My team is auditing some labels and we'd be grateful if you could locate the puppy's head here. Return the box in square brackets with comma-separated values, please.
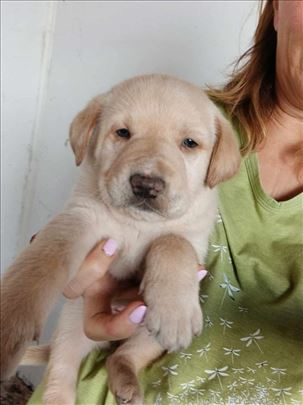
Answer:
[70, 75, 240, 220]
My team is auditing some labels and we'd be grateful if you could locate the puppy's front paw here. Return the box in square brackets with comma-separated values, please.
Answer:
[143, 288, 203, 352]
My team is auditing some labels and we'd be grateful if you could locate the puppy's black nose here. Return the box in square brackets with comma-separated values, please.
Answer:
[130, 174, 165, 199]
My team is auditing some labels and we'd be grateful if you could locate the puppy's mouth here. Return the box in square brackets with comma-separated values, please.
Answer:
[130, 196, 166, 216]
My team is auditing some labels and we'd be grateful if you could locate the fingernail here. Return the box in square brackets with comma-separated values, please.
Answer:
[198, 269, 208, 281]
[129, 305, 147, 324]
[102, 239, 118, 256]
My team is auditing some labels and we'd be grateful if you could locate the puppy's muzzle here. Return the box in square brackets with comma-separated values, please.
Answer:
[130, 174, 166, 199]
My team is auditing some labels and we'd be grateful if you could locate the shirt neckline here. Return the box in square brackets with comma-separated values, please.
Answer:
[245, 152, 303, 212]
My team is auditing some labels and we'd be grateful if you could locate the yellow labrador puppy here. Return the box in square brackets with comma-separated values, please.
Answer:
[1, 74, 240, 404]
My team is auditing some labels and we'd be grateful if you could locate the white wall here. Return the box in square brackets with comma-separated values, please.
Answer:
[2, 0, 258, 385]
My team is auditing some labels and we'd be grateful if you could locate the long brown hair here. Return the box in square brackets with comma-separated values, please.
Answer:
[207, 0, 277, 154]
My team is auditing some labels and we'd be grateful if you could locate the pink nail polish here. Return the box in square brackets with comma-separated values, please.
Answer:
[198, 269, 208, 281]
[129, 305, 147, 324]
[103, 239, 118, 256]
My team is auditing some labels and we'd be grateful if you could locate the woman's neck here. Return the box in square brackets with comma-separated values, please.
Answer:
[275, 78, 303, 123]
[270, 103, 303, 141]
[256, 99, 303, 202]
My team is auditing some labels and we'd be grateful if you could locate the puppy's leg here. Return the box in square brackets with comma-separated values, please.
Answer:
[141, 234, 202, 352]
[106, 327, 163, 405]
[1, 206, 101, 379]
[43, 299, 108, 405]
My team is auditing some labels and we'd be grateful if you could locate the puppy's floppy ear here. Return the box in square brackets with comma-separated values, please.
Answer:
[69, 96, 103, 166]
[205, 112, 241, 188]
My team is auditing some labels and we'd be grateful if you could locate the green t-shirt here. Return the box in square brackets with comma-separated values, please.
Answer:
[29, 129, 303, 405]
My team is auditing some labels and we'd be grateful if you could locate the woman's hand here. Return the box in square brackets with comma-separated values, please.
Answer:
[63, 239, 146, 341]
[63, 238, 208, 342]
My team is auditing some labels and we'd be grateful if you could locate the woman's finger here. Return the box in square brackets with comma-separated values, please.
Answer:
[198, 265, 208, 281]
[63, 239, 118, 299]
[83, 272, 146, 341]
[84, 301, 147, 341]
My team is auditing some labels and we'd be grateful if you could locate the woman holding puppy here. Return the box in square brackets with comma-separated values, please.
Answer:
[29, 0, 302, 403]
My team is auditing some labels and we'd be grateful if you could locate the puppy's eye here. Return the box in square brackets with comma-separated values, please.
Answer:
[116, 128, 131, 139]
[182, 138, 199, 149]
